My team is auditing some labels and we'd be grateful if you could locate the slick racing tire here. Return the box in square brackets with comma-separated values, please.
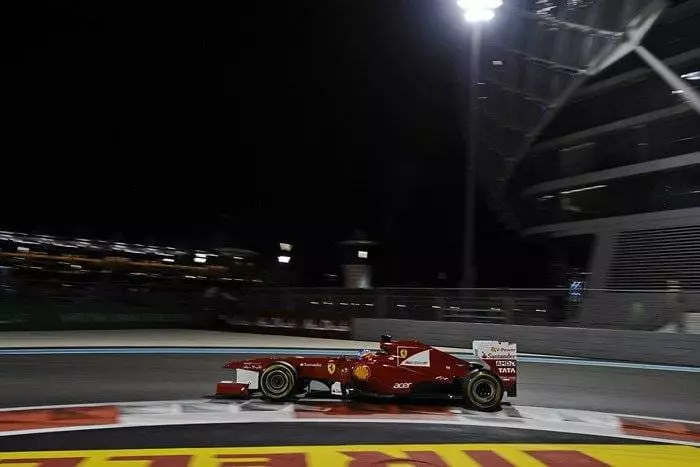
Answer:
[463, 370, 503, 411]
[260, 362, 298, 401]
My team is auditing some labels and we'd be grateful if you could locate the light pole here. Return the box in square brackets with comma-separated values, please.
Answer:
[456, 1, 503, 288]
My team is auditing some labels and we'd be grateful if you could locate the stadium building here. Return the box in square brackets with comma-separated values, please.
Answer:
[473, 0, 700, 327]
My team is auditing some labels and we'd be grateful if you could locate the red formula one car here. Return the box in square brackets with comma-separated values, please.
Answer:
[216, 336, 516, 410]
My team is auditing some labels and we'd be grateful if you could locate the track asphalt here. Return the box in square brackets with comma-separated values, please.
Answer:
[1, 353, 697, 420]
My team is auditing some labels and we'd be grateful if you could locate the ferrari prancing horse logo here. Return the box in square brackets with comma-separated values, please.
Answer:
[327, 363, 336, 374]
[399, 349, 408, 359]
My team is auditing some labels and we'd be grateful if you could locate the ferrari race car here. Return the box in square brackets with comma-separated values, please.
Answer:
[216, 336, 517, 410]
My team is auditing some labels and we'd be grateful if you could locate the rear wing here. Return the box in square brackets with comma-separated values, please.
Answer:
[472, 341, 517, 397]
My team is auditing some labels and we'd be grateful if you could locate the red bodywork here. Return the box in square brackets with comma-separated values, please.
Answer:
[216, 338, 517, 399]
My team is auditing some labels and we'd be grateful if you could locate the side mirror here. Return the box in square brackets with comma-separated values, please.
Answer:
[380, 334, 392, 343]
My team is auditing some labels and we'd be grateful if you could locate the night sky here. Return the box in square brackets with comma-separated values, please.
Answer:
[4, 1, 542, 286]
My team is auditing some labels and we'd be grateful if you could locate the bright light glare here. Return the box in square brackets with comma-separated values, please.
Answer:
[278, 255, 291, 264]
[358, 250, 368, 259]
[681, 71, 700, 81]
[464, 8, 495, 22]
[457, 0, 503, 9]
[194, 256, 207, 264]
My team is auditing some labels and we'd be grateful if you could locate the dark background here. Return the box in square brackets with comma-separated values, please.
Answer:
[3, 1, 544, 287]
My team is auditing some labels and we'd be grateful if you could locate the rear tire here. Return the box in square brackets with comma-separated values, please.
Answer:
[260, 362, 298, 401]
[463, 371, 503, 411]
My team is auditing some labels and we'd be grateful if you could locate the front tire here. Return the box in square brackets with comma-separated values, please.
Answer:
[260, 362, 298, 401]
[463, 371, 503, 411]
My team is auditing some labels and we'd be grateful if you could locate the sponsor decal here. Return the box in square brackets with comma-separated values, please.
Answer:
[435, 376, 450, 382]
[0, 445, 696, 466]
[400, 349, 431, 367]
[327, 363, 336, 375]
[299, 363, 322, 368]
[352, 365, 371, 381]
[473, 341, 517, 360]
[242, 363, 263, 370]
[495, 361, 516, 367]
[393, 382, 412, 389]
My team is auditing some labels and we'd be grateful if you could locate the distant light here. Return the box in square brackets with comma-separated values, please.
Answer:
[492, 60, 504, 66]
[233, 256, 244, 260]
[464, 8, 495, 22]
[671, 89, 685, 95]
[162, 258, 175, 263]
[681, 71, 700, 81]
[358, 250, 368, 259]
[195, 253, 207, 258]
[538, 195, 555, 201]
[560, 185, 607, 195]
[194, 256, 207, 264]
[278, 255, 291, 264]
[16, 246, 29, 253]
[279, 242, 293, 252]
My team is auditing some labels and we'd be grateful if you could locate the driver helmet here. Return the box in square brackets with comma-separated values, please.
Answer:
[379, 334, 393, 352]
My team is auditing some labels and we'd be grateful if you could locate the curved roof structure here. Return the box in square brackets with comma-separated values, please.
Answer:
[474, 0, 666, 227]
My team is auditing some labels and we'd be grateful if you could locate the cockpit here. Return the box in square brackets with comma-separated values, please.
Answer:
[356, 349, 375, 360]
[356, 335, 393, 360]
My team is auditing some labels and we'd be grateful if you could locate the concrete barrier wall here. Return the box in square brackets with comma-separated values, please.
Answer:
[353, 318, 700, 366]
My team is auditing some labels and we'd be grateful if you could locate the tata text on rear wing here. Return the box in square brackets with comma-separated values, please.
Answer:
[472, 340, 517, 397]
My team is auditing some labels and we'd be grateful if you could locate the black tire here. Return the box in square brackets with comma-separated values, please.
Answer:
[463, 371, 503, 411]
[259, 362, 298, 401]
